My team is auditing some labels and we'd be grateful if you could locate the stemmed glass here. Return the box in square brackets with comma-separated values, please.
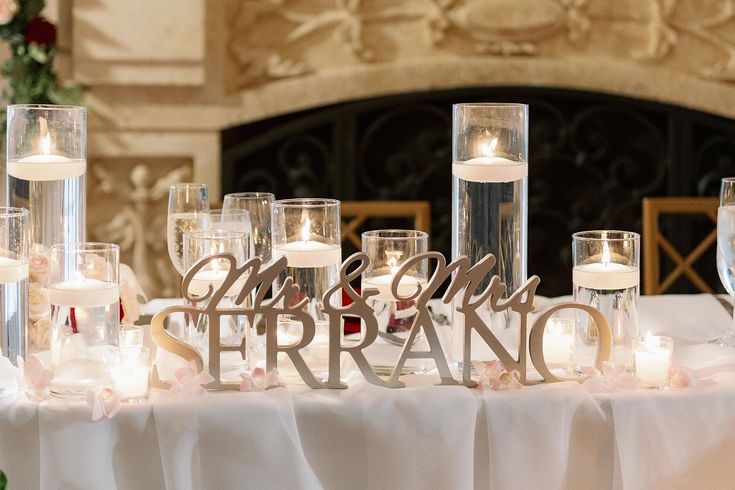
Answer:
[716, 177, 735, 347]
[209, 209, 253, 252]
[167, 183, 210, 276]
[222, 192, 274, 264]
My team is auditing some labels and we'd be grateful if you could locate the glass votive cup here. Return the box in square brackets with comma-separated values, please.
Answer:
[543, 317, 575, 372]
[633, 335, 673, 388]
[112, 347, 151, 402]
[119, 325, 144, 348]
[572, 230, 640, 371]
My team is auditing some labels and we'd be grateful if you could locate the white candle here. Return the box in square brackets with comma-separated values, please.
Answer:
[114, 366, 149, 399]
[49, 279, 120, 308]
[188, 269, 248, 297]
[0, 256, 29, 284]
[634, 336, 672, 388]
[8, 155, 86, 181]
[573, 262, 639, 290]
[543, 319, 574, 366]
[274, 241, 341, 268]
[453, 157, 528, 183]
[362, 275, 425, 301]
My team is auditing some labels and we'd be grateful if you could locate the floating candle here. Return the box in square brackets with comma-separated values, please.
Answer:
[49, 279, 120, 308]
[188, 269, 248, 297]
[0, 256, 29, 284]
[452, 157, 528, 183]
[362, 275, 425, 302]
[8, 155, 87, 181]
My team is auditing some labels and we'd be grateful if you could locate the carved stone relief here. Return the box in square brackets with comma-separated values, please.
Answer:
[87, 157, 193, 298]
[227, 0, 735, 89]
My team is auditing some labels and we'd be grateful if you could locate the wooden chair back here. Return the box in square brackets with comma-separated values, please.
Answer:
[642, 196, 719, 295]
[340, 201, 431, 249]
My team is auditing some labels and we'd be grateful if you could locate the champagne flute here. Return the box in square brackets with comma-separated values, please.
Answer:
[222, 192, 274, 264]
[716, 177, 735, 347]
[167, 183, 210, 276]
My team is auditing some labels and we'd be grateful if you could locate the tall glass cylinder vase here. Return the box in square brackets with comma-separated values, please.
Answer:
[572, 231, 640, 370]
[0, 208, 29, 365]
[451, 103, 528, 368]
[6, 105, 86, 249]
[272, 198, 341, 381]
[49, 243, 119, 398]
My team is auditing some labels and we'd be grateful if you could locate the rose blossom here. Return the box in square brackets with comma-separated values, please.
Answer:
[24, 17, 56, 46]
[29, 244, 50, 285]
[30, 318, 50, 350]
[28, 284, 50, 321]
[83, 253, 113, 280]
[0, 0, 17, 25]
[119, 280, 140, 325]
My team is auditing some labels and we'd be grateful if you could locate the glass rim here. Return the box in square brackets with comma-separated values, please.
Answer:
[273, 198, 340, 208]
[184, 230, 249, 240]
[8, 104, 86, 111]
[50, 242, 120, 253]
[224, 192, 276, 200]
[361, 229, 429, 241]
[633, 335, 673, 345]
[722, 177, 735, 183]
[169, 183, 207, 190]
[209, 209, 250, 216]
[453, 103, 528, 109]
[0, 207, 28, 218]
[572, 230, 640, 242]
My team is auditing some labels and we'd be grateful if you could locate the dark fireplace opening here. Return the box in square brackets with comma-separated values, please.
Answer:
[221, 87, 735, 296]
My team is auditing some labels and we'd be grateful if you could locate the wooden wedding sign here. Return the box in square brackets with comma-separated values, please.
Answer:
[149, 252, 611, 390]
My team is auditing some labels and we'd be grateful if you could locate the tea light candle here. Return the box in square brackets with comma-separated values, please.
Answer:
[634, 335, 673, 388]
[0, 256, 29, 284]
[273, 218, 341, 267]
[112, 348, 151, 401]
[543, 318, 574, 366]
[572, 241, 639, 290]
[49, 279, 120, 308]
[188, 269, 248, 297]
[452, 138, 528, 182]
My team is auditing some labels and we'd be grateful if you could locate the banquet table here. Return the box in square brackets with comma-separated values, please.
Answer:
[2, 294, 735, 490]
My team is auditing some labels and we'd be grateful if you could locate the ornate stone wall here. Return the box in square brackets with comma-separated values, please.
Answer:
[58, 0, 735, 296]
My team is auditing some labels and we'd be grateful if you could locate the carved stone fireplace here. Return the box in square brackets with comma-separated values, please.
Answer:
[56, 0, 735, 297]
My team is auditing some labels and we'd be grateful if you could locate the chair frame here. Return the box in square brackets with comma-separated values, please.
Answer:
[340, 201, 431, 249]
[642, 196, 719, 295]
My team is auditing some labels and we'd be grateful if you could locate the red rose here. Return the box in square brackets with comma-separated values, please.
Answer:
[24, 17, 56, 46]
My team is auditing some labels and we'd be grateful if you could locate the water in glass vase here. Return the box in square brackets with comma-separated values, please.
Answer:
[451, 173, 528, 366]
[271, 263, 340, 380]
[49, 280, 120, 398]
[0, 273, 28, 364]
[8, 163, 86, 248]
[573, 284, 639, 369]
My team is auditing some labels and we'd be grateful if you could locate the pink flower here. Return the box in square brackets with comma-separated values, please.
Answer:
[85, 387, 121, 421]
[29, 318, 50, 349]
[582, 361, 639, 393]
[17, 354, 52, 401]
[239, 368, 281, 391]
[170, 361, 214, 396]
[83, 253, 113, 281]
[0, 0, 17, 25]
[472, 360, 523, 391]
[668, 365, 698, 388]
[29, 244, 50, 285]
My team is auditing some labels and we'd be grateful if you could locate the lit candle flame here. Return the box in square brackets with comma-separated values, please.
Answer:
[601, 241, 611, 267]
[480, 138, 498, 158]
[39, 116, 51, 155]
[301, 217, 311, 243]
[388, 256, 399, 275]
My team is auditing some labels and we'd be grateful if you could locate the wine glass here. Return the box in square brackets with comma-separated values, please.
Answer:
[167, 183, 210, 276]
[222, 192, 274, 264]
[716, 177, 735, 347]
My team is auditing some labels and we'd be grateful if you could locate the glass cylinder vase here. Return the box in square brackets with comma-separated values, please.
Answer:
[572, 230, 640, 370]
[0, 208, 29, 365]
[6, 105, 86, 250]
[451, 103, 528, 368]
[49, 243, 120, 398]
[272, 198, 341, 380]
[183, 229, 250, 380]
[361, 229, 429, 375]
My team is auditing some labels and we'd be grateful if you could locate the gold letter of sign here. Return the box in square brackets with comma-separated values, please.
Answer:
[529, 303, 612, 383]
[322, 253, 401, 388]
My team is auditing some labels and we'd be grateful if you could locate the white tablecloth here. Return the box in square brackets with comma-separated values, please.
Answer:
[2, 295, 735, 490]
